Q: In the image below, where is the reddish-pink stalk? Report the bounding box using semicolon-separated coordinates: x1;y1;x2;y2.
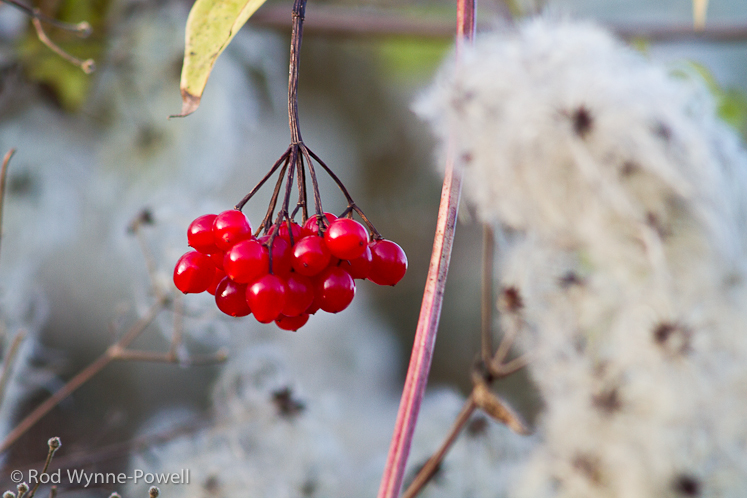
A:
376;2;475;497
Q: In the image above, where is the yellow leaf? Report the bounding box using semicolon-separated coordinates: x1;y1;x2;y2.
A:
173;0;269;117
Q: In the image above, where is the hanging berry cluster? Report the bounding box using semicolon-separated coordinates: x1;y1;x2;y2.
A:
172;0;406;331
173;210;406;330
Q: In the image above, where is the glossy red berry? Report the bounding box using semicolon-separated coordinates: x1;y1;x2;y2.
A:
223;239;269;284
213;210;252;250
275;313;309;331
173;251;216;294
324;218;368;260
303;212;337;236
269;221;304;244
337;245;372;279
215;278;251;317
368;239;408;286
305;294;321;315
207;251;225;270
246;274;286;323
206;268;226;295
314;267;355;313
282;273;314;317
188;214;220;254
258;235;292;277
291;236;331;276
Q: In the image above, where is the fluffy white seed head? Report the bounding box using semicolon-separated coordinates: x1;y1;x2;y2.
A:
418;17;747;497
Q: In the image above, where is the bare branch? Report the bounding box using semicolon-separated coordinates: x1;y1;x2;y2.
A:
248;6;747;43
401;396;477;498
31;18;95;74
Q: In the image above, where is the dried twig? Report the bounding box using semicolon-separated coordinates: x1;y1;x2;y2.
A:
0;213;227;455
1;0;94;72
401;225;531;498
31;18;95;74
248;5;747;42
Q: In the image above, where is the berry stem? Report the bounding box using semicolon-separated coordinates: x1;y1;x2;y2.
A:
305;146;381;237
287;0;307;145
256;158;290;236
299;145;326;225
376;0;475;496
296;150;309;221
236;147;291;211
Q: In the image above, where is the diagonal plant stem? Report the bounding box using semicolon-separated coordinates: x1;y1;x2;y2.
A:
377;1;475;497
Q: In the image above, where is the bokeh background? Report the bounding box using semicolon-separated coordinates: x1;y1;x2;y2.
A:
0;0;745;495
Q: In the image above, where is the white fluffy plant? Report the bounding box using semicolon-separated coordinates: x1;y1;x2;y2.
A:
417;18;747;498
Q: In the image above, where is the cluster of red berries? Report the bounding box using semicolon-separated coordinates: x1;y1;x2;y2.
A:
173;210;407;330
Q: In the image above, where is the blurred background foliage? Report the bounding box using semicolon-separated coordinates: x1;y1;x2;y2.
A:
0;0;746;491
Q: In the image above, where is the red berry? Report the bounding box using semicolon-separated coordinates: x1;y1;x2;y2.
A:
173;251;216;294
338;245;372;279
213;210;252;250
207;251;225;270
282;273;314;317
223;239;269;284
258;235;292;277
269;221;304;244
305;294;321;315
207;268;226;295
368;239;407;286
324;218;369;260
303;213;337;236
215;277;251;317
188;214;220;254
291;236;331;276
246;274;286;323
275;313;309;331
314;267;355;313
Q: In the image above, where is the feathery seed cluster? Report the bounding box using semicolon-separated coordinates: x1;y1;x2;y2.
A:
417;18;747;498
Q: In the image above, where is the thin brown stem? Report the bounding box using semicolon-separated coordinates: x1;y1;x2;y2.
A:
295;152;308;221
0;330;26;411
305;147;381;237
306;147;354;204
401;395;477;498
236;147;291;211
256;159;290;235
492;353;531;377
249;5;747;42
0;148;15;264
32;18;95;74
0;298;165;454
1;0;91;34
287;0;307;144
112;348;228;365
481;224;494;366
299;146;325;222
